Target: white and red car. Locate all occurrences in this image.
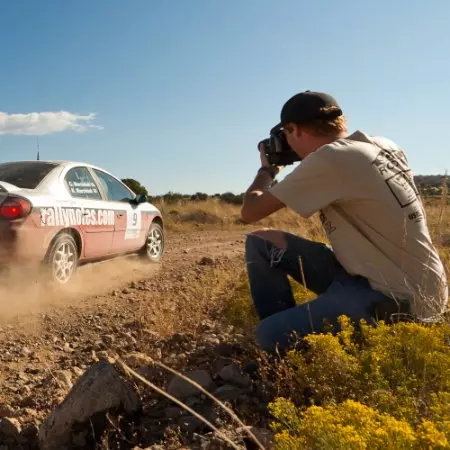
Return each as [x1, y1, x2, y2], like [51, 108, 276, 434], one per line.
[0, 160, 164, 284]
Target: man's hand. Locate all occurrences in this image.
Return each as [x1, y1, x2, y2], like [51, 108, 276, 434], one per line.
[240, 145, 286, 224]
[259, 142, 284, 174]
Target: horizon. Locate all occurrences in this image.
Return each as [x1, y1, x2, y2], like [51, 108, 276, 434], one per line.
[1, 1, 449, 195]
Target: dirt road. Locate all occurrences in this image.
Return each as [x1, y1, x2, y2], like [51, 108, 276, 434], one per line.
[0, 230, 247, 320]
[0, 230, 250, 441]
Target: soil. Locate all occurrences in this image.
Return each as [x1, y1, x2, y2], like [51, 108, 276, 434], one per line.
[0, 230, 275, 449]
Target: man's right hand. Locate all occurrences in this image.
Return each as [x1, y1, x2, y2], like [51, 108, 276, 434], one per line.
[258, 142, 283, 175]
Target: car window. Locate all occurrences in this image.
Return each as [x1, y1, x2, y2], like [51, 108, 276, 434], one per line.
[65, 167, 102, 200]
[92, 169, 134, 202]
[0, 161, 58, 189]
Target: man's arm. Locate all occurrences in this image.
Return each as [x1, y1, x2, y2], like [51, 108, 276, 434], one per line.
[240, 168, 285, 224]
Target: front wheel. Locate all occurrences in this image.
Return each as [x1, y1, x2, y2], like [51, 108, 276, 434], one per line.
[45, 232, 79, 285]
[140, 222, 164, 262]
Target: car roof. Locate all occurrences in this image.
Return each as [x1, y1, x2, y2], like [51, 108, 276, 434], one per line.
[0, 160, 112, 174]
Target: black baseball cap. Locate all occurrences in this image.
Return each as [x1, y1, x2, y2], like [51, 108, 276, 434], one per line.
[273, 90, 342, 130]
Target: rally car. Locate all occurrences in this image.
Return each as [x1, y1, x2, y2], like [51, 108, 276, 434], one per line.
[0, 160, 164, 284]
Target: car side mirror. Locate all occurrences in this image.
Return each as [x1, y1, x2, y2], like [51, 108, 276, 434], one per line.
[134, 194, 148, 204]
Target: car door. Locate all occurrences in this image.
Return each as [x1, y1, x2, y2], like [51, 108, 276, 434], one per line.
[90, 168, 145, 254]
[64, 166, 115, 259]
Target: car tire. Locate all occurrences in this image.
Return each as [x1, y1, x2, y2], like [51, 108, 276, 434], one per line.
[45, 232, 79, 285]
[140, 222, 164, 262]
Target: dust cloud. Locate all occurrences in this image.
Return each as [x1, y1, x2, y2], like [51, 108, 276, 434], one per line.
[0, 257, 161, 321]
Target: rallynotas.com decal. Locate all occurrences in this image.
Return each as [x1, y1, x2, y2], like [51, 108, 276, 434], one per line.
[40, 207, 115, 227]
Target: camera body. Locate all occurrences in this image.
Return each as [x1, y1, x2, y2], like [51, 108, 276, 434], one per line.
[258, 127, 300, 167]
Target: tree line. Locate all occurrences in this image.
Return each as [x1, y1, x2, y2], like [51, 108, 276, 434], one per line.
[122, 174, 448, 205]
[121, 178, 244, 204]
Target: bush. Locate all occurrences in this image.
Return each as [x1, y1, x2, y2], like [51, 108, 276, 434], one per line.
[268, 317, 450, 449]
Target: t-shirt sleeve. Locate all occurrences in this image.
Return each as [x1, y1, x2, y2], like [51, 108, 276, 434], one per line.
[269, 151, 342, 218]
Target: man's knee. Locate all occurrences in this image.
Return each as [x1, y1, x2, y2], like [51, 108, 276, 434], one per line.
[248, 229, 288, 249]
[245, 231, 289, 269]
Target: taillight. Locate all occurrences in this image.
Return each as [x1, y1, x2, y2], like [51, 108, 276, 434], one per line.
[0, 197, 32, 220]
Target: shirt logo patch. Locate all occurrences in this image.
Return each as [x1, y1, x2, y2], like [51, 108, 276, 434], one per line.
[372, 148, 419, 208]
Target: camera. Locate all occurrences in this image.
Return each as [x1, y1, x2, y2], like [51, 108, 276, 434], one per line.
[258, 126, 300, 166]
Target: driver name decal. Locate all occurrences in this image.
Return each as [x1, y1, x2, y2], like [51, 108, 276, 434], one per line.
[40, 207, 115, 227]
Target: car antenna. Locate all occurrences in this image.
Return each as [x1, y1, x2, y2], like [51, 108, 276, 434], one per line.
[36, 136, 40, 161]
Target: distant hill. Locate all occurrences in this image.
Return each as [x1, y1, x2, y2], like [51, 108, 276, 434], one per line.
[414, 175, 448, 196]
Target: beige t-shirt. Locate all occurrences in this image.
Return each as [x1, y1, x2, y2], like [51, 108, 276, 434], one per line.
[269, 130, 448, 320]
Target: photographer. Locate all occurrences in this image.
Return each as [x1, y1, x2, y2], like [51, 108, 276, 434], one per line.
[241, 90, 448, 353]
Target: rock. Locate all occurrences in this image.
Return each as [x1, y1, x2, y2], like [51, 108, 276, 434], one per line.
[122, 332, 137, 346]
[125, 352, 154, 367]
[21, 346, 32, 357]
[0, 417, 22, 442]
[101, 334, 115, 347]
[71, 429, 88, 447]
[0, 404, 15, 418]
[243, 361, 260, 374]
[54, 370, 73, 389]
[215, 357, 233, 374]
[72, 366, 84, 377]
[167, 370, 216, 400]
[219, 364, 251, 387]
[21, 422, 39, 439]
[185, 397, 201, 408]
[94, 340, 107, 351]
[213, 343, 234, 357]
[178, 415, 204, 434]
[171, 332, 193, 346]
[23, 408, 38, 418]
[19, 396, 36, 408]
[198, 257, 215, 266]
[165, 406, 184, 419]
[63, 342, 73, 353]
[39, 361, 141, 450]
[204, 335, 221, 346]
[96, 351, 116, 363]
[240, 426, 275, 449]
[213, 385, 240, 401]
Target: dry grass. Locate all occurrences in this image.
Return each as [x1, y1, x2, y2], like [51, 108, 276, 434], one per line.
[156, 193, 449, 335]
[156, 197, 327, 241]
[150, 198, 330, 337]
[139, 192, 450, 448]
[138, 263, 245, 338]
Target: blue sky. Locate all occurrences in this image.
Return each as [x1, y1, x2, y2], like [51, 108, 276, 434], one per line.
[0, 0, 449, 195]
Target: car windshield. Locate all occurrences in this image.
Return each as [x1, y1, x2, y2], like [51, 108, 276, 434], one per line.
[0, 162, 58, 189]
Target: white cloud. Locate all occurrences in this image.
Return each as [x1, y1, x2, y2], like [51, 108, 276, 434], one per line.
[0, 111, 103, 136]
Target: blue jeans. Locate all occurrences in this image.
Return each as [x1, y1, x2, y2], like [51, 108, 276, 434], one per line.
[245, 232, 407, 352]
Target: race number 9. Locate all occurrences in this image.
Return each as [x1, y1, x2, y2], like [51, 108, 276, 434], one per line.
[126, 209, 142, 240]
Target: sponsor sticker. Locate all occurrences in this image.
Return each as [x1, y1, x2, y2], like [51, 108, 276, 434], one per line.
[125, 210, 142, 240]
[40, 207, 115, 227]
[67, 180, 100, 196]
